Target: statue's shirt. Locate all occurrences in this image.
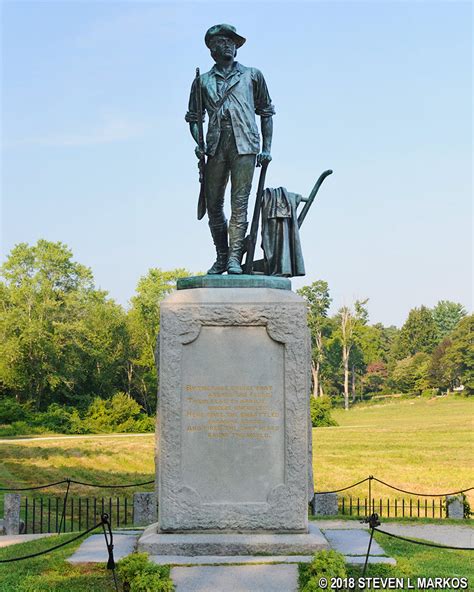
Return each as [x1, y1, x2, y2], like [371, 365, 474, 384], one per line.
[186, 62, 275, 156]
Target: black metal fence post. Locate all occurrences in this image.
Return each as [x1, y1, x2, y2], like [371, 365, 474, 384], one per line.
[58, 478, 71, 534]
[362, 513, 381, 577]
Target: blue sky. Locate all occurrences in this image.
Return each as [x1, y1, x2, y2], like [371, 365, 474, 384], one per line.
[1, 0, 472, 327]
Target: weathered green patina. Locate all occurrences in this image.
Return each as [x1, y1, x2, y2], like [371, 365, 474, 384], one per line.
[177, 275, 291, 291]
[186, 24, 274, 276]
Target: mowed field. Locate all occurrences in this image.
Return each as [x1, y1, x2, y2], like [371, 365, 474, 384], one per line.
[313, 396, 474, 505]
[0, 396, 472, 504]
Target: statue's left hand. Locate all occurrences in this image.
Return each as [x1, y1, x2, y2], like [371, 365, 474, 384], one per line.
[256, 152, 272, 167]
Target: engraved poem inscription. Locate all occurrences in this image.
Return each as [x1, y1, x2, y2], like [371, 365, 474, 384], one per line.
[181, 326, 284, 503]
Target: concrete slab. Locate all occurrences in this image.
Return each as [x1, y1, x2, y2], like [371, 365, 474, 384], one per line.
[151, 555, 314, 565]
[323, 529, 386, 556]
[150, 554, 397, 566]
[138, 522, 329, 556]
[67, 534, 138, 563]
[171, 564, 299, 592]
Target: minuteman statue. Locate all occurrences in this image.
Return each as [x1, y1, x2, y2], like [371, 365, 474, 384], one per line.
[186, 24, 275, 275]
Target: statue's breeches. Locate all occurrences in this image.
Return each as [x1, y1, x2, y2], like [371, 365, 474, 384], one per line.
[205, 128, 256, 229]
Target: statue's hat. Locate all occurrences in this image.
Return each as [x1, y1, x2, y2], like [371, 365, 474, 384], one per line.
[205, 24, 246, 49]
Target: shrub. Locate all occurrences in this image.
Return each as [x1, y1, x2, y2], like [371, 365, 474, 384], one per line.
[130, 570, 174, 592]
[300, 550, 347, 592]
[0, 421, 45, 437]
[32, 403, 75, 432]
[116, 553, 172, 592]
[310, 396, 338, 427]
[116, 552, 150, 583]
[0, 398, 32, 424]
[83, 392, 145, 433]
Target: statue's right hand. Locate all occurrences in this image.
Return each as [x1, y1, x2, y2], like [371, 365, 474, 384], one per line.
[195, 145, 206, 160]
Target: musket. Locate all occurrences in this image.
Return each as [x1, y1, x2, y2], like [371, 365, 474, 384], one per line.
[297, 169, 333, 227]
[195, 68, 206, 220]
[243, 160, 269, 274]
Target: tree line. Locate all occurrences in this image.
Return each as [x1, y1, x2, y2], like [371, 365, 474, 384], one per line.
[0, 240, 471, 433]
[297, 281, 472, 409]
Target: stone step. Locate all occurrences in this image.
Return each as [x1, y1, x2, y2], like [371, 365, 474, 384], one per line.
[150, 554, 396, 566]
[138, 523, 329, 556]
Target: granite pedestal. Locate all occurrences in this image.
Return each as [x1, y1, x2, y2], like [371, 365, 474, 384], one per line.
[138, 278, 326, 555]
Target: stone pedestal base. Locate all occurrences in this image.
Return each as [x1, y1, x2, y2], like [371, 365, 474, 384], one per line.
[137, 523, 329, 556]
[157, 286, 311, 533]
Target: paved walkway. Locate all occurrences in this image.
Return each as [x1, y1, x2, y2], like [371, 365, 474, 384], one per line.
[315, 519, 473, 549]
[68, 533, 138, 563]
[0, 433, 152, 444]
[171, 565, 298, 592]
[0, 533, 54, 549]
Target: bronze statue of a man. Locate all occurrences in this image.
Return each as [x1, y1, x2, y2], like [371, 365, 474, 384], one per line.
[186, 24, 275, 274]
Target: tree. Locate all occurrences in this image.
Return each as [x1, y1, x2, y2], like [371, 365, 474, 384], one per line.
[337, 299, 368, 410]
[439, 315, 474, 395]
[126, 267, 191, 411]
[363, 361, 388, 395]
[392, 306, 438, 360]
[0, 241, 94, 408]
[297, 281, 332, 398]
[391, 352, 431, 394]
[432, 300, 466, 342]
[428, 337, 453, 392]
[0, 240, 130, 410]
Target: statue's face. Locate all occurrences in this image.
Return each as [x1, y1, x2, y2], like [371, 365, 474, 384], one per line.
[210, 35, 236, 62]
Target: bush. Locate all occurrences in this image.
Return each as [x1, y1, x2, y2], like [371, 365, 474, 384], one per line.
[421, 388, 438, 399]
[310, 396, 338, 427]
[83, 392, 148, 433]
[299, 549, 347, 592]
[130, 570, 174, 592]
[116, 553, 150, 585]
[0, 421, 45, 437]
[32, 403, 75, 433]
[0, 393, 155, 436]
[116, 553, 172, 592]
[0, 398, 32, 423]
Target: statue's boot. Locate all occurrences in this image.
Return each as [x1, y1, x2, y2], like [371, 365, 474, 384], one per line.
[207, 222, 229, 275]
[227, 223, 247, 275]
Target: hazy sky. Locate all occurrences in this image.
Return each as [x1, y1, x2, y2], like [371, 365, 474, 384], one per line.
[1, 0, 472, 327]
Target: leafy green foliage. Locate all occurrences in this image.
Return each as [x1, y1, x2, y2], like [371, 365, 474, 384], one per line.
[116, 553, 173, 592]
[0, 394, 154, 436]
[390, 352, 431, 395]
[0, 240, 128, 410]
[116, 553, 150, 585]
[299, 550, 347, 592]
[126, 268, 191, 413]
[310, 396, 337, 427]
[392, 306, 438, 360]
[438, 315, 473, 395]
[432, 300, 466, 341]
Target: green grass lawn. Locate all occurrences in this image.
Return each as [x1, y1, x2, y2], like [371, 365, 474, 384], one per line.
[0, 434, 155, 498]
[313, 396, 473, 507]
[347, 531, 474, 590]
[0, 534, 116, 592]
[0, 396, 472, 506]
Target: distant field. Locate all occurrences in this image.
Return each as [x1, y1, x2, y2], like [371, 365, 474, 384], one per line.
[313, 396, 473, 505]
[0, 434, 156, 497]
[1, 396, 472, 506]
